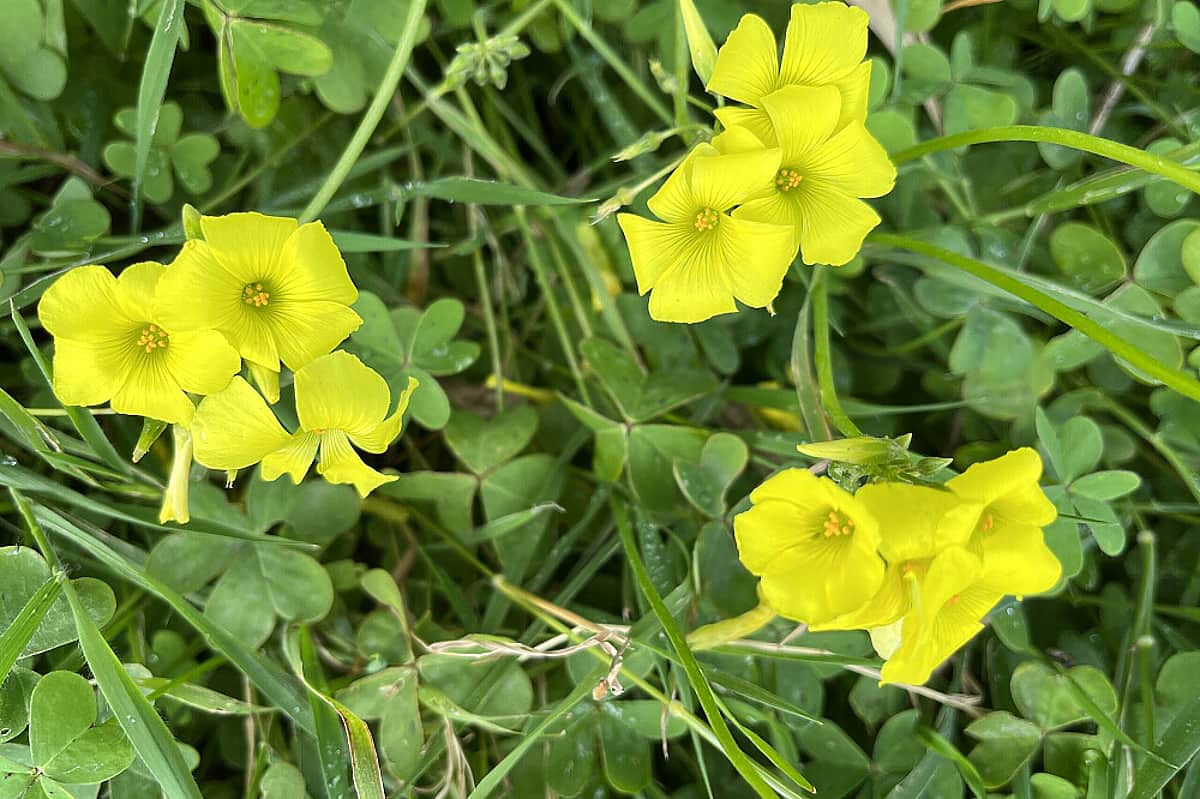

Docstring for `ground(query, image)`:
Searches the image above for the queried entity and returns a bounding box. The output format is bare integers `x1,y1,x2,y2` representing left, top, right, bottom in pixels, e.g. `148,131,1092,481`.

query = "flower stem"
892,125,1200,197
869,232,1200,404
812,268,863,438
298,0,429,224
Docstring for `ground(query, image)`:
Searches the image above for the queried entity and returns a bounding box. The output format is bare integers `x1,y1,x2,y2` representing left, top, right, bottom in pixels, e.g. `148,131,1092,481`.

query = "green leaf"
1070,470,1140,501
230,19,332,76
1174,0,1200,53
402,177,591,205
965,711,1042,788
0,546,114,657
0,669,38,744
444,406,539,475
0,575,61,686
546,712,595,797
1011,662,1117,730
1130,691,1200,799
1049,222,1126,293
1059,417,1104,482
1133,219,1200,296
378,669,422,783
598,711,651,793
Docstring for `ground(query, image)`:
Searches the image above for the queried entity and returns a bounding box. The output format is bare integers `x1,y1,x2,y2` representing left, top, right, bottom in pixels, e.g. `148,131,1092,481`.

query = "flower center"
242,282,271,307
693,207,720,232
980,514,995,533
821,509,855,538
775,167,804,193
135,324,169,353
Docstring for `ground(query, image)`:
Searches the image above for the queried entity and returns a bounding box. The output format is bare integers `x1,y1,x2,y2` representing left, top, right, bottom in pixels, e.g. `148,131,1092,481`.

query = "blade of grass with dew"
10,301,127,473
29,501,316,735
131,0,185,231
892,125,1200,197
12,489,204,799
283,627,378,799
869,233,1200,403
399,177,592,205
299,0,428,223
0,576,62,685
1129,692,1200,799
611,500,782,799
915,725,987,799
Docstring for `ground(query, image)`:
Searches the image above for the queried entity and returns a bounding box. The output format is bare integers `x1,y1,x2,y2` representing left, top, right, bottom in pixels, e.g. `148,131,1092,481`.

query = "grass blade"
12,489,203,799
29,501,316,735
612,500,781,799
869,233,1200,403
0,576,62,685
132,0,185,230
1130,693,1200,798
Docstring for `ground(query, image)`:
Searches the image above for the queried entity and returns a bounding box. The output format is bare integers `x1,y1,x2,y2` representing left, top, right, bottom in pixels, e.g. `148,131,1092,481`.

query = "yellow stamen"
821,509,855,538
242,283,271,307
693,207,719,232
774,167,804,193
135,324,170,353
981,514,994,532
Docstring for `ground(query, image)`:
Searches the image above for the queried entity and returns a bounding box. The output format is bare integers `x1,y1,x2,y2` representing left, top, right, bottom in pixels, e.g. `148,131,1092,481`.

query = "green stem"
298,0,428,223
1092,398,1200,505
550,0,673,125
812,269,862,438
869,233,1200,404
892,125,1200,197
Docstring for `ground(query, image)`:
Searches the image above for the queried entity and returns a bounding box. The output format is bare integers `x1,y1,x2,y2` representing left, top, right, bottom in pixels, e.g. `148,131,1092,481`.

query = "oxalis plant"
2,0,1200,796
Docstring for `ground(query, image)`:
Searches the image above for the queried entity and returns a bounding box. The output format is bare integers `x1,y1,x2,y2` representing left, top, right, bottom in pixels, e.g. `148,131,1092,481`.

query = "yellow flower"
191,351,418,497
734,468,884,626
156,212,362,399
37,263,241,425
708,3,872,145
810,482,981,634
616,135,797,323
718,85,895,266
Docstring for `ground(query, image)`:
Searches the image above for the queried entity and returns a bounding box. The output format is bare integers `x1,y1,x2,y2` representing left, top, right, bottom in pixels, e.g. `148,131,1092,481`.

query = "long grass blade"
132,0,185,230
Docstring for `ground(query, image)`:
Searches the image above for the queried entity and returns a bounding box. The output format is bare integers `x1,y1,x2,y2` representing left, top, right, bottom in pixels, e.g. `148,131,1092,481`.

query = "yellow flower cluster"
734,449,1061,685
618,3,896,324
37,211,418,513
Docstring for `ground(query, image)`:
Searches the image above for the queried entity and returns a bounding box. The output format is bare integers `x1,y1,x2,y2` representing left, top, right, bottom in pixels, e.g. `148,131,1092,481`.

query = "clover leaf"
102,102,220,203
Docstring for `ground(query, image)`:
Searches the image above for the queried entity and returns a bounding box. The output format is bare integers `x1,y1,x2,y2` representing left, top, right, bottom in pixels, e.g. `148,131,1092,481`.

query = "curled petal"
261,432,321,484
350,376,419,453
317,430,396,497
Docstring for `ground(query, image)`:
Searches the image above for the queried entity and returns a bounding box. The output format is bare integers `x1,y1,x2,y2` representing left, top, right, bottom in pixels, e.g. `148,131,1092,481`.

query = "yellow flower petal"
647,144,717,222
248,361,281,404
276,221,358,304
50,339,127,407
707,13,780,105
719,215,797,308
199,211,298,284
792,181,881,266
713,106,778,149
317,430,396,497
350,376,419,453
800,122,897,199
617,215,691,295
779,1,869,87
855,482,981,563
834,60,873,129
688,146,781,211
269,299,363,371
734,193,803,246
647,256,737,323
38,265,132,340
114,262,167,320
948,448,1057,528
110,357,195,425
165,329,241,396
192,377,293,469
295,351,389,435
978,524,1062,598
812,564,909,631
712,124,770,155
261,431,321,484
735,468,884,626
762,85,841,165
157,240,255,340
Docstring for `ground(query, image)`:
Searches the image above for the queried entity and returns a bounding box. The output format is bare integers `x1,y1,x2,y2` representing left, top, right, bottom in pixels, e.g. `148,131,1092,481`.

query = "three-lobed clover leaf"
0,0,68,102
0,672,135,797
102,103,220,203
30,178,111,257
